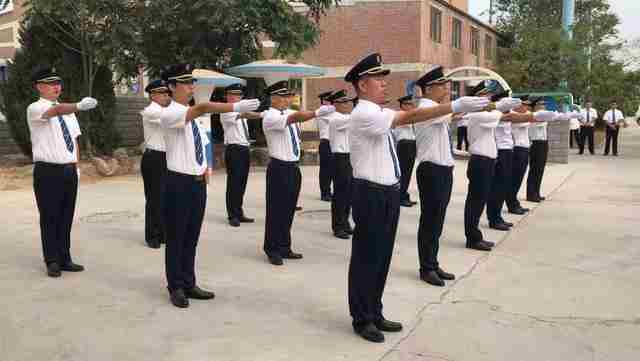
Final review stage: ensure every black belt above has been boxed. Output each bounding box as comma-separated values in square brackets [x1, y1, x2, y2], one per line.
[35, 161, 76, 168]
[270, 158, 299, 167]
[168, 170, 206, 182]
[353, 178, 400, 191]
[470, 154, 495, 161]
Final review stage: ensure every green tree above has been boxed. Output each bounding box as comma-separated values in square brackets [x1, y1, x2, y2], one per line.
[25, 0, 140, 154]
[138, 0, 341, 76]
[493, 0, 640, 113]
[0, 12, 121, 158]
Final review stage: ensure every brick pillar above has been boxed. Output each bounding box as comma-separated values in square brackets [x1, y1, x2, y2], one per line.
[547, 119, 569, 164]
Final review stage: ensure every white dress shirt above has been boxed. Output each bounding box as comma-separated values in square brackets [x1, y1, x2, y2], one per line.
[495, 120, 514, 150]
[262, 108, 301, 162]
[221, 112, 250, 147]
[466, 110, 501, 159]
[393, 123, 416, 141]
[195, 115, 211, 132]
[161, 101, 209, 175]
[328, 112, 350, 153]
[511, 113, 531, 148]
[579, 108, 598, 126]
[414, 98, 454, 167]
[528, 121, 548, 141]
[349, 99, 401, 186]
[27, 98, 81, 164]
[140, 101, 166, 152]
[317, 115, 331, 140]
[603, 109, 625, 125]
[457, 116, 469, 127]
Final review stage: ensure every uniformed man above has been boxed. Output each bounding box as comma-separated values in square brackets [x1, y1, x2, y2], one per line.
[345, 53, 489, 343]
[394, 95, 418, 207]
[160, 64, 260, 308]
[505, 95, 533, 214]
[317, 90, 334, 201]
[140, 80, 171, 249]
[603, 101, 625, 156]
[27, 65, 98, 277]
[456, 111, 470, 151]
[526, 98, 550, 202]
[262, 81, 335, 266]
[221, 83, 262, 227]
[578, 100, 597, 155]
[326, 89, 354, 239]
[413, 66, 457, 286]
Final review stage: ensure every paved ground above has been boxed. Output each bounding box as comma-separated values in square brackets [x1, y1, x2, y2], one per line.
[0, 128, 638, 361]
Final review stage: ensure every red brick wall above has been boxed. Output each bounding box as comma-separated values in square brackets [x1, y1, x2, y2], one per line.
[299, 1, 421, 67]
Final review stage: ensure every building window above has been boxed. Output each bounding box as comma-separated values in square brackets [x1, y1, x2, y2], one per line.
[485, 34, 494, 61]
[430, 7, 442, 43]
[471, 28, 480, 56]
[452, 18, 462, 49]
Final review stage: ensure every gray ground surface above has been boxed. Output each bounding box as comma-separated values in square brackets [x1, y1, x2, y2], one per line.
[1, 128, 638, 361]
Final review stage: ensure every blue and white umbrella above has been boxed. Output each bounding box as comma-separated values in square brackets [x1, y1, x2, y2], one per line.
[192, 69, 246, 104]
[226, 60, 326, 86]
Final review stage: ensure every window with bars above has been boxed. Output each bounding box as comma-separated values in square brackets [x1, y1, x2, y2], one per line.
[485, 34, 494, 61]
[452, 18, 462, 49]
[471, 28, 480, 56]
[430, 7, 442, 43]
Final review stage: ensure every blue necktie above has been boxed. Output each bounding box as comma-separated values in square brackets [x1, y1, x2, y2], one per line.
[388, 133, 401, 180]
[58, 115, 74, 153]
[288, 124, 299, 157]
[192, 121, 204, 165]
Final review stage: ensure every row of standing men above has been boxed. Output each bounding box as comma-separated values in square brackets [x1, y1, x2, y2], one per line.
[27, 55, 574, 344]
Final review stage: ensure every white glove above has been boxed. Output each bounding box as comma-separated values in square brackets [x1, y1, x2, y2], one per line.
[554, 112, 570, 121]
[495, 97, 522, 112]
[533, 110, 557, 123]
[76, 97, 98, 111]
[451, 97, 491, 113]
[233, 99, 260, 113]
[315, 105, 335, 117]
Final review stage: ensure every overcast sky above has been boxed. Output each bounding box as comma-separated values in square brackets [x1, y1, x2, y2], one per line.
[469, 0, 640, 42]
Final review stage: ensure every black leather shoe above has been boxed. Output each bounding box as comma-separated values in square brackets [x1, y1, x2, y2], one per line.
[526, 196, 542, 203]
[283, 251, 303, 259]
[539, 196, 546, 201]
[483, 240, 496, 247]
[169, 289, 189, 308]
[400, 199, 413, 207]
[345, 227, 354, 235]
[508, 208, 527, 215]
[334, 230, 350, 239]
[466, 241, 493, 251]
[321, 194, 332, 202]
[47, 262, 61, 278]
[60, 262, 84, 272]
[420, 270, 445, 286]
[229, 218, 241, 227]
[295, 206, 303, 211]
[410, 200, 418, 206]
[268, 254, 283, 266]
[185, 286, 215, 300]
[501, 221, 514, 227]
[374, 318, 403, 332]
[489, 223, 510, 231]
[436, 267, 455, 280]
[355, 323, 385, 343]
[147, 239, 161, 249]
[238, 216, 254, 223]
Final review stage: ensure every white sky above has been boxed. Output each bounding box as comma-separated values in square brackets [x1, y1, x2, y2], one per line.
[469, 0, 640, 42]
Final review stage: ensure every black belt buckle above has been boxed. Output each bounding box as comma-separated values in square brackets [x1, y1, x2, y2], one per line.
[194, 174, 205, 182]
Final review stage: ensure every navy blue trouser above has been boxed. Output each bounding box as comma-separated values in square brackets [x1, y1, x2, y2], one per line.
[264, 158, 301, 257]
[506, 147, 529, 211]
[417, 161, 453, 273]
[487, 149, 514, 224]
[318, 139, 333, 197]
[464, 155, 496, 244]
[331, 153, 352, 233]
[225, 144, 250, 220]
[164, 171, 207, 291]
[348, 179, 400, 328]
[141, 149, 167, 243]
[397, 140, 417, 202]
[33, 162, 78, 265]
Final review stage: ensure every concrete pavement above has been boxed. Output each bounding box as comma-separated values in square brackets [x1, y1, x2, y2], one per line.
[0, 128, 638, 361]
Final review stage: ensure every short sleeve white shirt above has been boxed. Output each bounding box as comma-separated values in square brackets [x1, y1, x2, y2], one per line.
[27, 98, 81, 164]
[221, 112, 250, 147]
[262, 108, 300, 162]
[467, 111, 501, 159]
[414, 98, 454, 167]
[349, 99, 401, 186]
[161, 101, 209, 175]
[328, 112, 350, 153]
[141, 101, 166, 152]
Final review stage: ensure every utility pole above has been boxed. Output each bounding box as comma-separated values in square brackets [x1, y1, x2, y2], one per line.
[560, 0, 575, 98]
